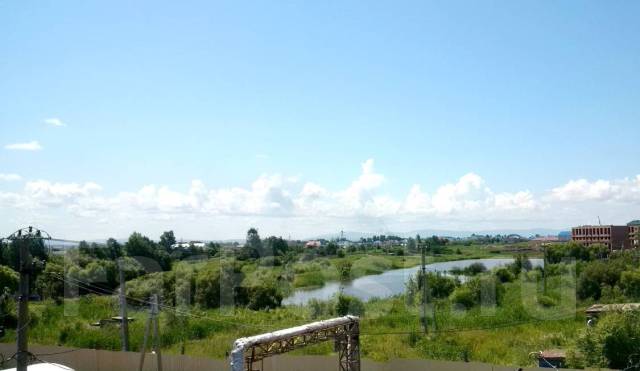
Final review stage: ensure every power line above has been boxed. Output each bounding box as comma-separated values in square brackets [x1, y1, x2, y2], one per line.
[51, 273, 581, 338]
[50, 273, 280, 331]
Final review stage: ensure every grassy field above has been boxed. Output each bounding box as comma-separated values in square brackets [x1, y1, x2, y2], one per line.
[1, 244, 561, 367]
[1, 250, 586, 369]
[2, 293, 584, 367]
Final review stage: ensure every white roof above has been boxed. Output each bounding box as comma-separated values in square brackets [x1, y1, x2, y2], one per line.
[2, 363, 74, 371]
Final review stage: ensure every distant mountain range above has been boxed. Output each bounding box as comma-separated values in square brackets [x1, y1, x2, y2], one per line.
[59, 228, 566, 246]
[310, 228, 566, 241]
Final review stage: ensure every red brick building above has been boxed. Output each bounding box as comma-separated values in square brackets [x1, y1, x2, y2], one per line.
[571, 225, 634, 250]
[630, 225, 639, 249]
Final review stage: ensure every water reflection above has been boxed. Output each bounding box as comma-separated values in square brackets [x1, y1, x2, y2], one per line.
[283, 258, 543, 305]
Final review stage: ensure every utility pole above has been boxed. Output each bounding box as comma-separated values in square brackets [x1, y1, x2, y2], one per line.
[139, 294, 162, 371]
[432, 272, 438, 333]
[17, 238, 31, 371]
[118, 260, 129, 351]
[152, 295, 163, 371]
[542, 246, 548, 296]
[419, 236, 428, 335]
[5, 227, 51, 371]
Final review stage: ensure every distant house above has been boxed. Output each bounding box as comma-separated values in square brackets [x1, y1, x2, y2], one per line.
[532, 236, 560, 243]
[305, 240, 322, 249]
[171, 241, 206, 250]
[530, 235, 560, 247]
[557, 231, 571, 241]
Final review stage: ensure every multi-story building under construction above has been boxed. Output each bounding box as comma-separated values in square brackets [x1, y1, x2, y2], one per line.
[571, 223, 639, 250]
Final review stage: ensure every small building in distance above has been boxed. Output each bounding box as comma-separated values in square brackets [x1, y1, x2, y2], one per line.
[571, 225, 636, 250]
[304, 240, 322, 249]
[557, 231, 571, 241]
[171, 241, 206, 250]
[530, 235, 561, 248]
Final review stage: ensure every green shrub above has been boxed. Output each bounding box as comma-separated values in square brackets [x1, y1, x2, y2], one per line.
[619, 270, 640, 299]
[127, 271, 175, 305]
[336, 261, 353, 281]
[0, 265, 19, 292]
[451, 287, 475, 309]
[577, 260, 625, 300]
[509, 254, 532, 275]
[466, 262, 487, 275]
[405, 272, 457, 305]
[429, 273, 457, 299]
[537, 295, 557, 307]
[335, 294, 365, 316]
[494, 267, 515, 283]
[450, 276, 503, 309]
[241, 285, 282, 310]
[309, 298, 334, 319]
[576, 311, 640, 369]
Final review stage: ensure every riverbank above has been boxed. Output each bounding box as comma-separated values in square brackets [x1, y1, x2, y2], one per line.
[283, 257, 543, 305]
[256, 242, 533, 293]
[4, 276, 583, 368]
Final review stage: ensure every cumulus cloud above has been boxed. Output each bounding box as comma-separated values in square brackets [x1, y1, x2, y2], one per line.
[4, 141, 43, 151]
[493, 191, 537, 210]
[551, 176, 640, 202]
[4, 160, 639, 237]
[0, 160, 544, 221]
[23, 180, 102, 207]
[0, 173, 21, 182]
[401, 174, 540, 216]
[429, 173, 489, 213]
[44, 118, 66, 127]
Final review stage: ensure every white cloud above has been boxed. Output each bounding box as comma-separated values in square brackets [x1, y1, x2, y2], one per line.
[3, 160, 640, 239]
[429, 173, 489, 213]
[338, 159, 386, 211]
[0, 161, 543, 221]
[44, 118, 66, 127]
[23, 180, 102, 207]
[551, 176, 640, 202]
[4, 141, 43, 151]
[0, 173, 22, 182]
[493, 191, 537, 210]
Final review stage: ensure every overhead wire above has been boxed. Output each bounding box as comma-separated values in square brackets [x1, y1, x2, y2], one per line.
[51, 272, 581, 337]
[50, 273, 277, 331]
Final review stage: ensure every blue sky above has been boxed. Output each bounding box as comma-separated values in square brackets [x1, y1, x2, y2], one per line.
[1, 1, 639, 240]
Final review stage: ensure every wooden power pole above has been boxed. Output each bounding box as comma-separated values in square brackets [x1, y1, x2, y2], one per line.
[5, 227, 51, 371]
[420, 238, 428, 335]
[139, 294, 163, 371]
[16, 238, 31, 371]
[118, 260, 129, 351]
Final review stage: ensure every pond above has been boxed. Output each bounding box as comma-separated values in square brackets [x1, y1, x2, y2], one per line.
[283, 257, 543, 306]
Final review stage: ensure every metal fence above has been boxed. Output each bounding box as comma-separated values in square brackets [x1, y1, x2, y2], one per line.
[0, 344, 615, 371]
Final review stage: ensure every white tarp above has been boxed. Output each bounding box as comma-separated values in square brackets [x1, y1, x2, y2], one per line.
[2, 363, 75, 371]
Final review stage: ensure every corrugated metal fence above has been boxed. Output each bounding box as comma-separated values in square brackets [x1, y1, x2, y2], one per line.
[0, 344, 614, 371]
